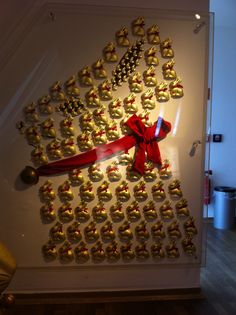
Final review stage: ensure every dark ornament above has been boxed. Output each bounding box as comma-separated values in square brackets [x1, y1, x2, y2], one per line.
[20, 166, 39, 185]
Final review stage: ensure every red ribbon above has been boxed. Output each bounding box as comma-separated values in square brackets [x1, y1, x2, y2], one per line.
[37, 114, 171, 176]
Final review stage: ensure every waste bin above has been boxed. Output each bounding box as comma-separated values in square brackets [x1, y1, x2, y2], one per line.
[214, 186, 236, 229]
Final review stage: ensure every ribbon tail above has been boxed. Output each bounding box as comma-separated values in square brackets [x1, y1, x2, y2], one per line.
[146, 142, 162, 165]
[132, 143, 146, 175]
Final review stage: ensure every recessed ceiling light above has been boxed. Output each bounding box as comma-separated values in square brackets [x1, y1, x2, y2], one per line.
[195, 13, 201, 20]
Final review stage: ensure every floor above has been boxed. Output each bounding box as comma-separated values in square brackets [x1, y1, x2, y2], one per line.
[1, 222, 236, 315]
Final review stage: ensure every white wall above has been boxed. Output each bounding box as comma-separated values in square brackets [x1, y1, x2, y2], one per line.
[208, 0, 236, 217]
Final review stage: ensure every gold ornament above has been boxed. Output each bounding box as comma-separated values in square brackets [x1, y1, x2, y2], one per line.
[101, 221, 115, 242]
[143, 66, 157, 87]
[116, 180, 130, 202]
[143, 161, 157, 181]
[118, 221, 133, 242]
[143, 200, 157, 221]
[165, 240, 180, 258]
[106, 120, 120, 141]
[144, 46, 159, 66]
[84, 221, 99, 242]
[97, 181, 112, 202]
[128, 72, 143, 93]
[159, 159, 172, 179]
[115, 27, 130, 47]
[61, 137, 76, 156]
[24, 102, 39, 122]
[168, 179, 183, 199]
[78, 66, 93, 86]
[42, 240, 57, 261]
[40, 201, 56, 222]
[60, 115, 74, 137]
[58, 180, 74, 201]
[121, 242, 135, 261]
[58, 202, 74, 222]
[107, 161, 121, 181]
[80, 181, 95, 202]
[126, 200, 141, 222]
[135, 221, 150, 241]
[25, 125, 41, 145]
[162, 59, 177, 80]
[160, 38, 174, 58]
[141, 89, 156, 110]
[184, 217, 198, 237]
[159, 200, 174, 220]
[50, 81, 66, 101]
[132, 17, 145, 36]
[59, 241, 74, 262]
[92, 127, 107, 146]
[147, 24, 160, 45]
[120, 114, 132, 135]
[103, 42, 118, 62]
[47, 139, 62, 159]
[138, 110, 152, 127]
[41, 118, 56, 138]
[175, 198, 190, 218]
[124, 93, 138, 113]
[75, 201, 90, 222]
[64, 75, 80, 96]
[133, 181, 148, 202]
[50, 222, 66, 242]
[110, 202, 124, 222]
[151, 220, 166, 240]
[155, 81, 170, 102]
[135, 243, 150, 261]
[20, 165, 39, 185]
[92, 59, 107, 79]
[31, 144, 48, 166]
[39, 180, 56, 202]
[98, 80, 113, 100]
[67, 222, 82, 242]
[108, 98, 124, 119]
[57, 97, 85, 117]
[182, 236, 197, 257]
[118, 152, 133, 165]
[167, 220, 182, 240]
[79, 111, 95, 131]
[93, 106, 108, 126]
[77, 132, 93, 151]
[91, 241, 106, 263]
[169, 77, 184, 98]
[151, 242, 165, 259]
[69, 168, 84, 186]
[152, 180, 166, 201]
[38, 95, 53, 115]
[92, 201, 108, 222]
[85, 86, 101, 107]
[75, 242, 90, 263]
[88, 163, 104, 182]
[106, 241, 120, 262]
[126, 165, 142, 181]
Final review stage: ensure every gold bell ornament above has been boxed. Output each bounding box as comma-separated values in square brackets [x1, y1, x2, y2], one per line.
[93, 106, 108, 127]
[175, 198, 190, 218]
[103, 42, 118, 62]
[88, 163, 104, 182]
[120, 114, 132, 135]
[141, 89, 156, 110]
[126, 165, 142, 181]
[64, 75, 80, 96]
[143, 161, 157, 181]
[98, 80, 113, 100]
[155, 81, 170, 102]
[116, 180, 130, 202]
[126, 200, 141, 222]
[92, 127, 107, 146]
[165, 240, 180, 258]
[128, 72, 143, 93]
[41, 118, 56, 138]
[25, 125, 41, 145]
[106, 161, 122, 181]
[79, 181, 95, 202]
[97, 181, 112, 202]
[38, 95, 53, 114]
[182, 236, 197, 257]
[42, 240, 57, 261]
[159, 200, 174, 220]
[58, 202, 74, 222]
[121, 242, 135, 262]
[162, 59, 177, 80]
[135, 221, 150, 241]
[31, 144, 48, 166]
[143, 200, 157, 221]
[144, 46, 159, 66]
[132, 16, 145, 36]
[106, 121, 120, 141]
[110, 201, 124, 222]
[24, 102, 39, 122]
[67, 222, 82, 242]
[77, 132, 93, 151]
[133, 181, 148, 202]
[106, 241, 120, 263]
[167, 220, 182, 240]
[91, 241, 106, 263]
[147, 24, 160, 45]
[115, 26, 130, 47]
[69, 168, 84, 186]
[143, 66, 157, 87]
[151, 241, 165, 259]
[84, 221, 99, 242]
[75, 201, 90, 222]
[60, 115, 75, 137]
[135, 243, 150, 261]
[79, 111, 94, 131]
[118, 221, 133, 242]
[169, 77, 184, 98]
[138, 110, 152, 127]
[40, 201, 56, 222]
[47, 139, 62, 159]
[101, 221, 116, 242]
[118, 152, 133, 165]
[108, 97, 123, 119]
[85, 86, 101, 107]
[50, 81, 66, 101]
[184, 216, 198, 237]
[92, 58, 107, 79]
[78, 66, 93, 86]
[58, 180, 74, 201]
[160, 38, 174, 58]
[74, 242, 90, 263]
[61, 137, 77, 156]
[159, 159, 172, 179]
[59, 241, 74, 262]
[39, 180, 56, 202]
[92, 201, 108, 223]
[151, 220, 166, 240]
[124, 93, 138, 114]
[168, 179, 183, 199]
[50, 222, 66, 242]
